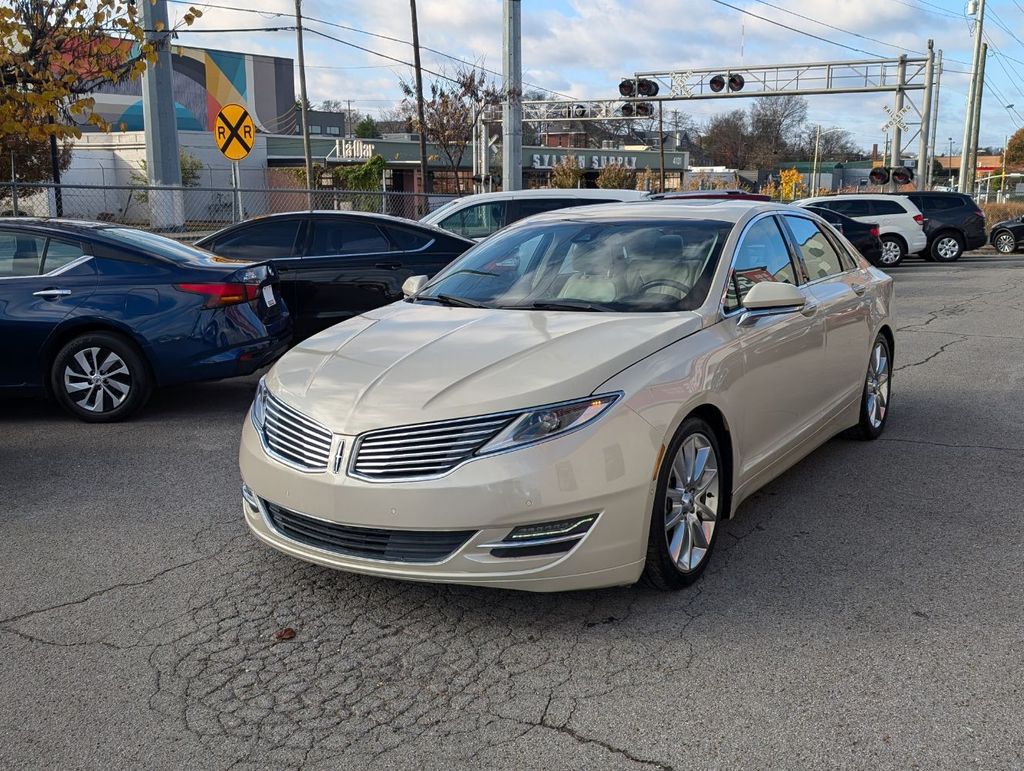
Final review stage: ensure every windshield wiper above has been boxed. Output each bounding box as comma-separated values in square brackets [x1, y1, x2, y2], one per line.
[504, 300, 614, 312]
[421, 293, 490, 308]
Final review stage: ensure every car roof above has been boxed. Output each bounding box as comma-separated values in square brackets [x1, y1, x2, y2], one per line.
[205, 209, 474, 243]
[0, 217, 116, 234]
[429, 188, 647, 206]
[517, 199, 802, 225]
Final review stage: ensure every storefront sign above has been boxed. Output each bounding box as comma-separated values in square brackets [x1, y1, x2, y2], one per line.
[531, 152, 639, 170]
[335, 138, 375, 161]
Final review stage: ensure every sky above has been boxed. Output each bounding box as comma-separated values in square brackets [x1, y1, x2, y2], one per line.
[169, 0, 1024, 155]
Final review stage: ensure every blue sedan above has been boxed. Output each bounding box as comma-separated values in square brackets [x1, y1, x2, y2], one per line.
[0, 218, 292, 421]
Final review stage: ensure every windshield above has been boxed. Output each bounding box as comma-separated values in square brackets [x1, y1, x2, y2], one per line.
[415, 218, 734, 312]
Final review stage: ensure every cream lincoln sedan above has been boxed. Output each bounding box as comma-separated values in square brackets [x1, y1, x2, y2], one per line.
[239, 201, 894, 592]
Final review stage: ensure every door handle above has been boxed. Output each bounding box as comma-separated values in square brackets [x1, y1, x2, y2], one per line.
[851, 283, 867, 296]
[800, 302, 819, 317]
[375, 262, 402, 270]
[33, 288, 71, 300]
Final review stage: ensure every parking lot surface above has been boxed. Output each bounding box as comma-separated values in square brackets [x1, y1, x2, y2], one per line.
[2, 252, 1023, 770]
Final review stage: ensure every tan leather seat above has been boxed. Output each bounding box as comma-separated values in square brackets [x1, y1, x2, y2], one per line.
[558, 242, 626, 303]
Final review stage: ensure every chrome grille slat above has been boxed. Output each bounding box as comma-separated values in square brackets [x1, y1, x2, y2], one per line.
[260, 392, 333, 472]
[352, 412, 515, 481]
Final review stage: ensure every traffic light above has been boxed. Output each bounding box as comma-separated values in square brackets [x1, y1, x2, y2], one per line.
[621, 102, 654, 118]
[619, 78, 659, 97]
[709, 73, 744, 93]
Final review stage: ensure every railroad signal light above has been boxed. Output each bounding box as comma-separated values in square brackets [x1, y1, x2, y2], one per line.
[568, 103, 589, 118]
[891, 166, 914, 185]
[619, 78, 659, 98]
[868, 167, 890, 185]
[621, 102, 654, 118]
[709, 73, 744, 93]
[619, 79, 637, 97]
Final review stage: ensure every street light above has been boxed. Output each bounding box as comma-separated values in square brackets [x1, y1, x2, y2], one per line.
[812, 125, 843, 192]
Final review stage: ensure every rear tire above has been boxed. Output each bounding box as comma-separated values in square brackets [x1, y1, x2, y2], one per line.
[930, 232, 964, 262]
[878, 235, 905, 267]
[50, 332, 152, 422]
[844, 333, 892, 441]
[641, 417, 726, 590]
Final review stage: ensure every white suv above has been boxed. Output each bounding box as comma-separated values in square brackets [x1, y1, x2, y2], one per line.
[421, 188, 647, 241]
[795, 194, 927, 267]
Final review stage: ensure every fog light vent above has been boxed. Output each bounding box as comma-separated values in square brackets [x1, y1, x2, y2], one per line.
[483, 514, 598, 558]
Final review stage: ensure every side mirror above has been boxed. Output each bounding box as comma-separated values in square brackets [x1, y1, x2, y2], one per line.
[402, 274, 428, 297]
[742, 281, 806, 310]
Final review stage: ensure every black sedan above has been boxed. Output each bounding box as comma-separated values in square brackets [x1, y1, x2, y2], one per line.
[988, 215, 1024, 254]
[804, 206, 883, 265]
[0, 219, 291, 422]
[197, 211, 473, 340]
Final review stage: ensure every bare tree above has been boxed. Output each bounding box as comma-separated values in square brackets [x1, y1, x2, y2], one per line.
[747, 95, 808, 170]
[702, 110, 749, 168]
[400, 65, 501, 193]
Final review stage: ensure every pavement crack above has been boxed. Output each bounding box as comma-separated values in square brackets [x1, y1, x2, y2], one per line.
[880, 437, 1024, 453]
[895, 335, 965, 372]
[531, 721, 676, 770]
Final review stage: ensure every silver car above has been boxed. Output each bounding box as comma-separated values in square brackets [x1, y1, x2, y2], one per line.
[240, 201, 894, 592]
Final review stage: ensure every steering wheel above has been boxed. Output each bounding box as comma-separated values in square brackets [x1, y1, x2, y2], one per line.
[639, 278, 689, 294]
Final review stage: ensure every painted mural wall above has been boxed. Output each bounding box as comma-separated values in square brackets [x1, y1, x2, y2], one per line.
[84, 45, 296, 134]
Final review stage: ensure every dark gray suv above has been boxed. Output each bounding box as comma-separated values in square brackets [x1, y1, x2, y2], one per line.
[897, 192, 987, 262]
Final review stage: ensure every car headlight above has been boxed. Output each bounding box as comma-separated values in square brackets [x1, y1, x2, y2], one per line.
[251, 377, 268, 429]
[478, 393, 621, 455]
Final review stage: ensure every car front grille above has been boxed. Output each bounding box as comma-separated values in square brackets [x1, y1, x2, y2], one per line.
[264, 501, 475, 563]
[262, 393, 334, 472]
[350, 412, 515, 481]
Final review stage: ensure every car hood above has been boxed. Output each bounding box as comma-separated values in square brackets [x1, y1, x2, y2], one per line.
[267, 302, 703, 434]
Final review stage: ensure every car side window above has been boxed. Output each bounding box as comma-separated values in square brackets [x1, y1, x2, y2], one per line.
[830, 199, 871, 218]
[515, 198, 577, 219]
[0, 231, 46, 277]
[209, 219, 302, 259]
[384, 226, 433, 251]
[724, 217, 798, 313]
[43, 238, 86, 273]
[438, 202, 507, 239]
[309, 221, 390, 256]
[870, 200, 906, 216]
[784, 215, 846, 279]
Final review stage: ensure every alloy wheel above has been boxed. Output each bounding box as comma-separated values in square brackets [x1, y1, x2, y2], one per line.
[995, 232, 1016, 254]
[934, 236, 961, 260]
[63, 347, 132, 413]
[879, 240, 902, 266]
[864, 340, 890, 429]
[664, 432, 720, 573]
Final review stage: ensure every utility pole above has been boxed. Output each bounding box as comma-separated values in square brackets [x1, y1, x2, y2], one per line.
[294, 0, 314, 206]
[968, 43, 987, 197]
[889, 55, 907, 189]
[409, 0, 430, 201]
[502, 0, 523, 191]
[916, 40, 935, 191]
[140, 0, 183, 229]
[658, 100, 666, 192]
[960, 0, 985, 194]
[927, 50, 944, 189]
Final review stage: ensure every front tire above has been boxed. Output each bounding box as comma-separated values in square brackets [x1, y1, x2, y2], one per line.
[930, 232, 964, 262]
[878, 235, 905, 267]
[50, 332, 152, 422]
[994, 230, 1017, 254]
[845, 333, 892, 441]
[642, 417, 725, 590]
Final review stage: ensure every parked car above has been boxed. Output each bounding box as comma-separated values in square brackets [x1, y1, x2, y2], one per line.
[795, 194, 927, 267]
[196, 211, 473, 341]
[647, 190, 771, 202]
[420, 188, 648, 240]
[894, 191, 986, 261]
[988, 214, 1024, 253]
[239, 201, 894, 593]
[804, 206, 883, 265]
[0, 218, 290, 422]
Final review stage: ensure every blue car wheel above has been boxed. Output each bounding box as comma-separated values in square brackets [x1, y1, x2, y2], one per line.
[50, 332, 153, 422]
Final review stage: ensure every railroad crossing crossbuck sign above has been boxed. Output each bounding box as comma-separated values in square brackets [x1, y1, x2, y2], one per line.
[882, 104, 910, 133]
[214, 103, 255, 161]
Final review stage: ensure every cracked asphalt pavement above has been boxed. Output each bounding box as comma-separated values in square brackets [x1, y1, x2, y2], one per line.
[2, 251, 1023, 769]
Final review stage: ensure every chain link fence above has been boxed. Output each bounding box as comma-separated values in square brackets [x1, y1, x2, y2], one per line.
[0, 182, 456, 240]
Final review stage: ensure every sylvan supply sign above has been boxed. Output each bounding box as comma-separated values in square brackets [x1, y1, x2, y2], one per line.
[531, 151, 686, 170]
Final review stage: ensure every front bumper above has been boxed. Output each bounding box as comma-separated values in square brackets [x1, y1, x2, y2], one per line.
[239, 404, 658, 592]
